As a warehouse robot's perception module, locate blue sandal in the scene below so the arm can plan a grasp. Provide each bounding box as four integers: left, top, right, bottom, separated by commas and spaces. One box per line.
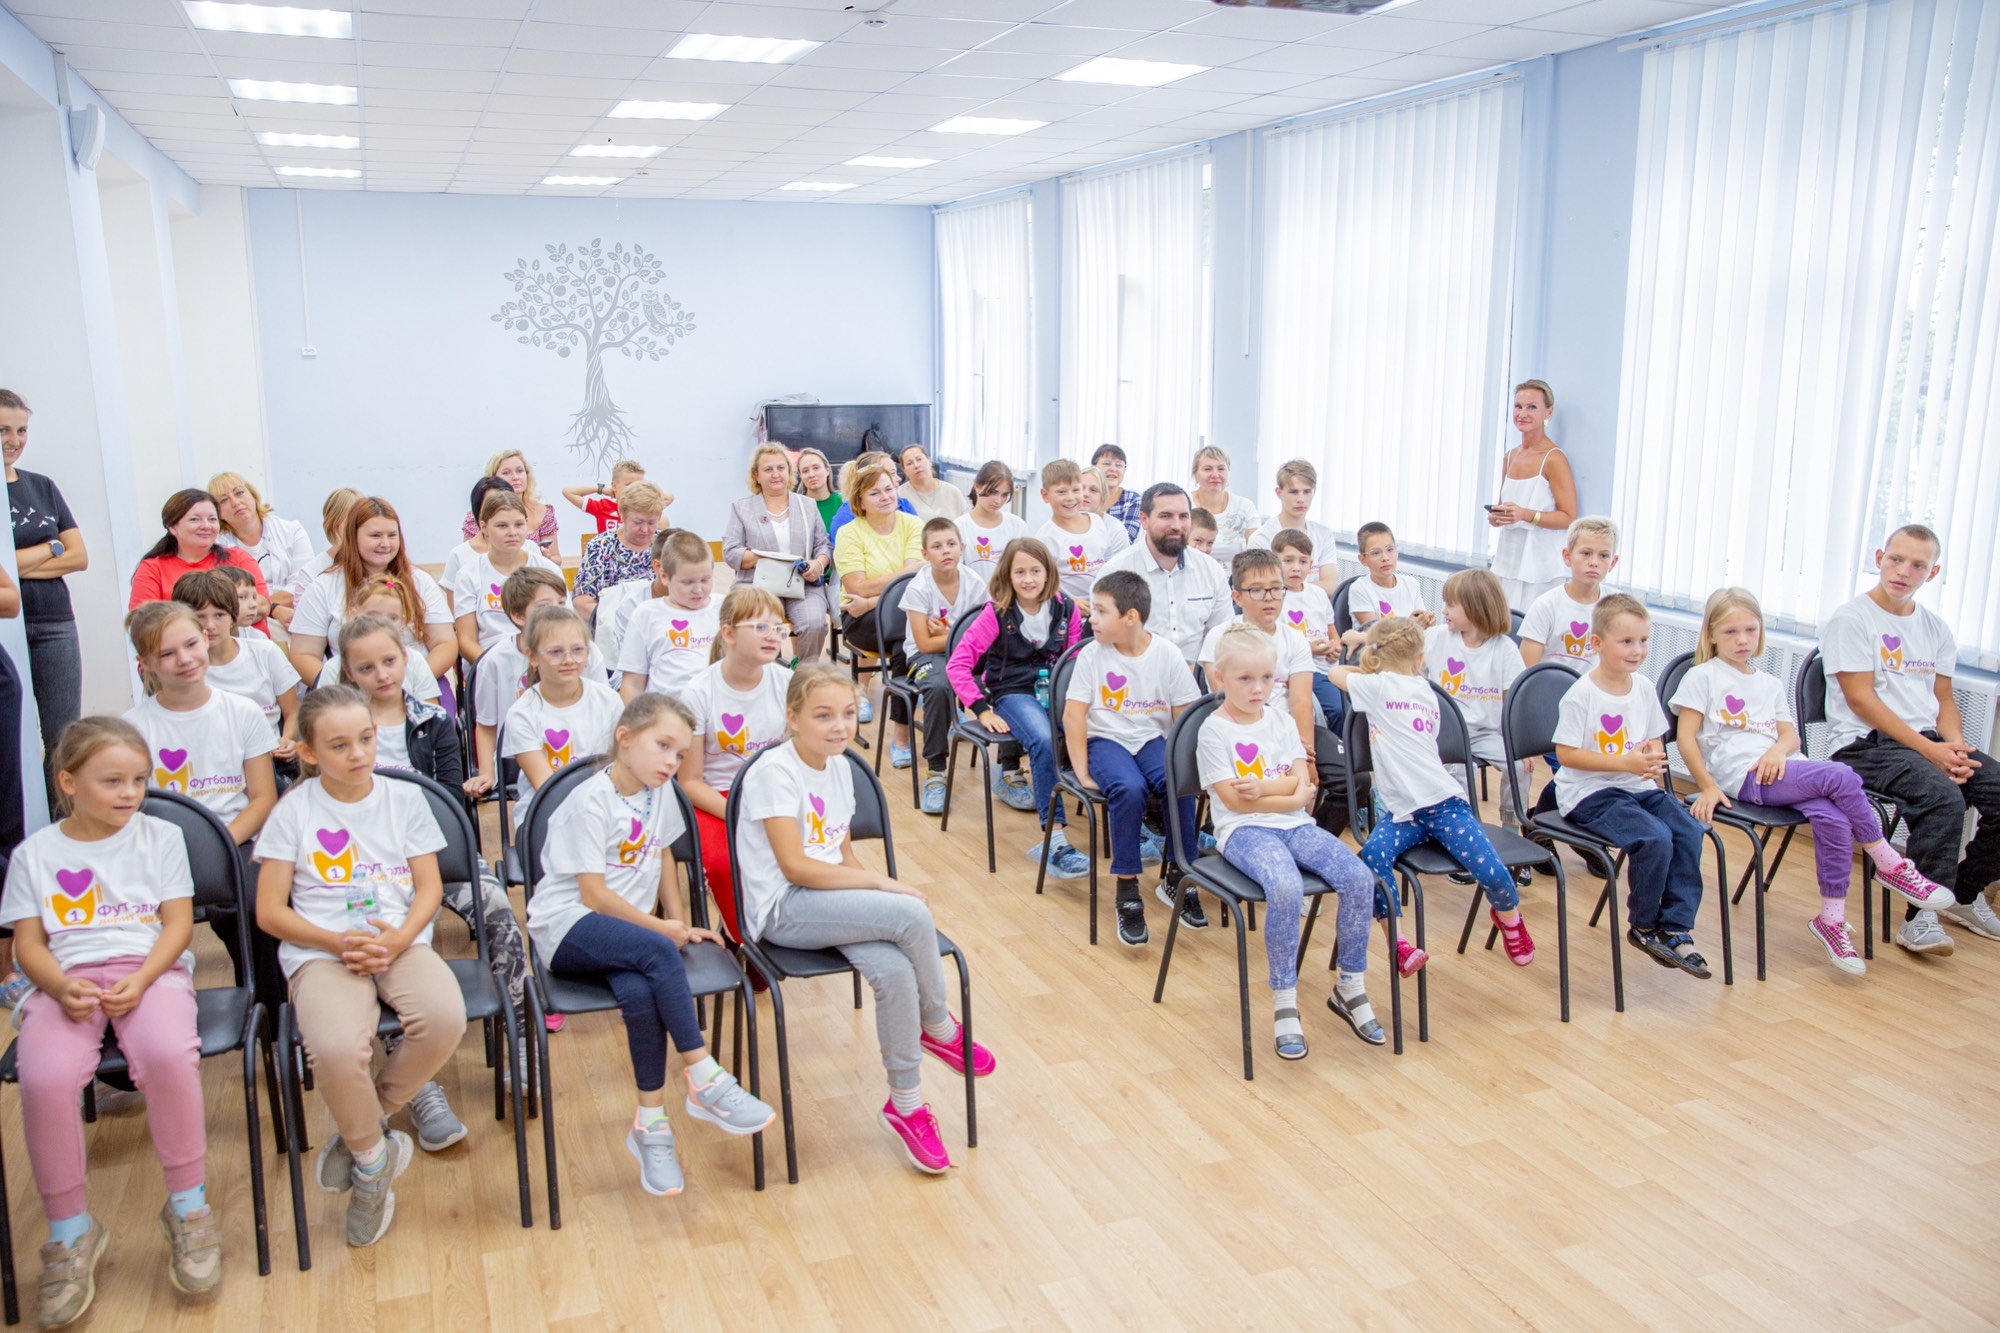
1274, 1009, 1308, 1061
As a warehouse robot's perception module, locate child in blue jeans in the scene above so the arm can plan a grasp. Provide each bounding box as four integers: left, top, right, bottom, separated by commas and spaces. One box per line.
1198, 625, 1378, 1059
1553, 595, 1712, 977
1330, 617, 1536, 969
1061, 571, 1202, 949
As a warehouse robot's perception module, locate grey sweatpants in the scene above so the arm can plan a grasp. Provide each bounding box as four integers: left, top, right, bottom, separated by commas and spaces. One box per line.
759, 886, 950, 1092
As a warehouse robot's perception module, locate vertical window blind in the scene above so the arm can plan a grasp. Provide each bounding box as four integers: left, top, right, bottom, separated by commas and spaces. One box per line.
1259, 81, 1522, 560
1060, 151, 1211, 486
936, 192, 1035, 474
1612, 0, 2000, 663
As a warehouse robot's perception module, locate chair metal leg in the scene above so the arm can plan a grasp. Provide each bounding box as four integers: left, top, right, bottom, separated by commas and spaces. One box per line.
980, 746, 997, 874
278, 1007, 313, 1271
0, 1102, 17, 1326
263, 1033, 289, 1156
1748, 829, 1770, 980
1084, 796, 1100, 946
1151, 884, 1187, 1004
1862, 860, 1875, 961
944, 943, 977, 1145
940, 735, 959, 832
735, 986, 766, 1190
527, 986, 560, 1231
1034, 799, 1054, 897
1405, 873, 1429, 1044
1381, 909, 1404, 1056
1707, 828, 1734, 986
1228, 899, 1254, 1081
1456, 885, 1482, 955
1296, 893, 1322, 966
766, 977, 801, 1184
500, 1000, 532, 1228
1553, 856, 1572, 1023
852, 971, 863, 1009
243, 1009, 272, 1276
1605, 867, 1625, 1013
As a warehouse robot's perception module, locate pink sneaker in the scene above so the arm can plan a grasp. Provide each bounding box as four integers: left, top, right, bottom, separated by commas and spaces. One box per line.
545, 1014, 567, 1034
1395, 936, 1429, 978
920, 1022, 996, 1077
879, 1101, 952, 1174
1492, 910, 1536, 966
1877, 860, 1953, 910
1807, 915, 1866, 977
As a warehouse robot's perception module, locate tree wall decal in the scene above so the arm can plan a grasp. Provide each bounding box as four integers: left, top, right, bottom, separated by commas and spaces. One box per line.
490, 239, 697, 474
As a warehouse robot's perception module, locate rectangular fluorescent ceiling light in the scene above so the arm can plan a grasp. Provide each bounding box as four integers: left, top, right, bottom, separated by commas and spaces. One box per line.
229, 79, 357, 105
257, 131, 358, 149
570, 144, 665, 158
1056, 56, 1207, 87
667, 33, 821, 63
610, 101, 729, 121
846, 155, 935, 169
276, 165, 359, 178
184, 2, 351, 38
931, 116, 1045, 136
781, 181, 856, 192
542, 175, 620, 186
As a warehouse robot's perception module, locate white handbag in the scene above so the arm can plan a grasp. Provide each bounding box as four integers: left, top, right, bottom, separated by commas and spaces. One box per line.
751, 550, 807, 600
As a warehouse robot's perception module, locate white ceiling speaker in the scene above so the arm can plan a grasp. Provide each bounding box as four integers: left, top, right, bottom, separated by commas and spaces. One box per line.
69, 104, 105, 172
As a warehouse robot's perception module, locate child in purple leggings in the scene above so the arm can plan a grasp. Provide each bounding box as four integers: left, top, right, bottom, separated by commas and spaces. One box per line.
1198, 625, 1379, 1060
0, 718, 219, 1326
1672, 588, 1951, 976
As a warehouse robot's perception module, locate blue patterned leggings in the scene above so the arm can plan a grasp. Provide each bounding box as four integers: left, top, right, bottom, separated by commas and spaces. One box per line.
1362, 796, 1520, 914
1219, 823, 1376, 987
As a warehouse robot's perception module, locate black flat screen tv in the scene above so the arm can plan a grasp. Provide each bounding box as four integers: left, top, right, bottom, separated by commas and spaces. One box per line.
762, 404, 932, 468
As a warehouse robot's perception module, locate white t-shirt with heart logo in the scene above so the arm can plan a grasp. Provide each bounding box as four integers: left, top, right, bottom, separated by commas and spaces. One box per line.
1344, 671, 1467, 820
256, 776, 448, 977
501, 681, 625, 818
448, 547, 562, 649
1195, 705, 1312, 852
1519, 585, 1605, 667
1282, 589, 1335, 676
1550, 672, 1670, 814
733, 742, 856, 942
123, 690, 277, 825
1065, 635, 1201, 755
680, 662, 794, 790
1423, 624, 1525, 738
954, 512, 1027, 584
1346, 573, 1427, 624
1036, 513, 1130, 603
1, 814, 196, 973
1667, 658, 1791, 798
618, 595, 724, 698
527, 770, 683, 960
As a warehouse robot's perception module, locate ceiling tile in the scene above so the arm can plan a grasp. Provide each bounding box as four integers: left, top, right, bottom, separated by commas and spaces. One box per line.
1036, 0, 1212, 31
1518, 0, 1718, 37
984, 25, 1139, 57
356, 16, 521, 46
1300, 15, 1491, 52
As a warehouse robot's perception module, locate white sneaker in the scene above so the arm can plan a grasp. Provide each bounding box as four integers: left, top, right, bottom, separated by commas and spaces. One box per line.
1938, 894, 2000, 942
1896, 910, 1955, 957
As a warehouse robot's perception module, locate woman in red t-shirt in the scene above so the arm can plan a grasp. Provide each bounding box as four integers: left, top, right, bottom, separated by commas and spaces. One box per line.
127, 488, 269, 613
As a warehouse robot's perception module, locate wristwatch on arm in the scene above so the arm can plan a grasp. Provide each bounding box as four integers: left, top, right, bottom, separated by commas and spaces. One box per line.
46, 539, 64, 558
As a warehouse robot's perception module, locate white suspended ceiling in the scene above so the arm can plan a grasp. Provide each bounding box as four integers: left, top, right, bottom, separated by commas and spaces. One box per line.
7, 0, 1739, 204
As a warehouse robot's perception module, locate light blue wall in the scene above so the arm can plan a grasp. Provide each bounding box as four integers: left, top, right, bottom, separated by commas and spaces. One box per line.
246, 190, 935, 561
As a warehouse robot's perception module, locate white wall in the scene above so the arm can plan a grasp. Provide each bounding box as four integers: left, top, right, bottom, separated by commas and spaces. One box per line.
245, 190, 935, 561
173, 186, 272, 489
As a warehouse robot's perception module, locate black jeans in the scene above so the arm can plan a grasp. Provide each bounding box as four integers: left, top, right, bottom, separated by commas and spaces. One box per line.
24, 616, 81, 763
1835, 730, 2000, 914
0, 647, 25, 858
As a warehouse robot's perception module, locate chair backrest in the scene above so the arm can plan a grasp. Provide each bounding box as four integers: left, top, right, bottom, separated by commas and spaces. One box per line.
721, 743, 896, 942
1429, 682, 1480, 805
873, 570, 918, 660
1794, 648, 1828, 756
519, 754, 607, 888
1330, 574, 1361, 639
142, 790, 254, 970
1500, 659, 1582, 824
378, 767, 490, 959
1047, 642, 1087, 758
1339, 702, 1376, 840
1510, 607, 1525, 644
1163, 694, 1225, 867
1656, 650, 1696, 758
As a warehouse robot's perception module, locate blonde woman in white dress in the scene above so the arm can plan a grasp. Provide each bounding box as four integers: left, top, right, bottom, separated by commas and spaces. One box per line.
1488, 379, 1578, 610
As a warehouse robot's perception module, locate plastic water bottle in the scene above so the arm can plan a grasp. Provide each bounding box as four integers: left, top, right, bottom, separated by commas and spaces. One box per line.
1034, 668, 1051, 712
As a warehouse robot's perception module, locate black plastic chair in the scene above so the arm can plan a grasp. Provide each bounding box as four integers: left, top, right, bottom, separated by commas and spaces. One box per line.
1032, 644, 1115, 943
1500, 662, 1732, 1020
1657, 651, 1820, 980
938, 612, 1004, 873
721, 745, 976, 1183
275, 768, 530, 1270
519, 760, 766, 1226
1795, 649, 1895, 956
1151, 694, 1387, 1078
0, 795, 272, 1325
870, 570, 923, 809
1343, 685, 1561, 1040
1330, 573, 1362, 661
1510, 607, 1525, 642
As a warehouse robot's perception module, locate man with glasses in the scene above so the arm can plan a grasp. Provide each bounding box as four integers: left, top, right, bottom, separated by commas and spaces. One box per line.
1100, 483, 1232, 664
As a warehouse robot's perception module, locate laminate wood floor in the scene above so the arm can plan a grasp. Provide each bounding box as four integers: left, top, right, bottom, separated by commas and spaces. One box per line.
5, 775, 1996, 1331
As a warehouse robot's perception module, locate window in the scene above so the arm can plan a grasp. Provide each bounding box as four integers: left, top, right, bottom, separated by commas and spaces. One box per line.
1060, 151, 1211, 486
936, 192, 1034, 473
1259, 81, 1522, 562
1612, 0, 2000, 664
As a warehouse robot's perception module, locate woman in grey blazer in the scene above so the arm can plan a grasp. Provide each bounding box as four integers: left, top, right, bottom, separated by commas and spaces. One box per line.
722, 444, 835, 661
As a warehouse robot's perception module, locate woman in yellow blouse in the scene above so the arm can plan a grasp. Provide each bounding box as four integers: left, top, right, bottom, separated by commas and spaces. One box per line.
834, 460, 923, 740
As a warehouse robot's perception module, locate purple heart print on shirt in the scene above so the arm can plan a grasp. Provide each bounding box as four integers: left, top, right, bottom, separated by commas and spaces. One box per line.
1105, 673, 1128, 691
1600, 715, 1623, 734
1569, 621, 1589, 638
544, 729, 570, 749
1724, 695, 1746, 714
1379, 601, 1392, 616
809, 794, 826, 817
316, 829, 350, 855
1288, 610, 1305, 626
1446, 658, 1466, 675
1882, 635, 1901, 651
720, 713, 745, 733
1069, 545, 1084, 558
1234, 742, 1260, 763
158, 748, 188, 771
55, 868, 93, 895
628, 817, 643, 842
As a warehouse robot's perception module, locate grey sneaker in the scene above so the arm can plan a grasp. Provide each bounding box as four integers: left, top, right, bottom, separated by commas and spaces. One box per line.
1896, 910, 1955, 957
315, 1134, 356, 1193
1939, 894, 2000, 942
35, 1218, 108, 1329
407, 1082, 467, 1152
157, 1202, 222, 1295
921, 773, 948, 816
684, 1070, 777, 1136
626, 1123, 684, 1197
345, 1130, 413, 1247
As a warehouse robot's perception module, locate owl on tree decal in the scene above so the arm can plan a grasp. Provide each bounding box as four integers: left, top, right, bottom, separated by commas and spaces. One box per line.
490, 239, 697, 473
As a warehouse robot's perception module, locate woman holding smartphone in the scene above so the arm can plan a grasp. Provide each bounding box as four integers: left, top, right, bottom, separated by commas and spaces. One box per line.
1487, 379, 1576, 610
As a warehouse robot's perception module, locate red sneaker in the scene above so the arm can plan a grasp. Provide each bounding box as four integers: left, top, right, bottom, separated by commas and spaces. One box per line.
920, 1021, 996, 1077
544, 1014, 567, 1034
1493, 910, 1536, 966
1395, 936, 1429, 977
879, 1101, 952, 1174
1877, 860, 1953, 910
